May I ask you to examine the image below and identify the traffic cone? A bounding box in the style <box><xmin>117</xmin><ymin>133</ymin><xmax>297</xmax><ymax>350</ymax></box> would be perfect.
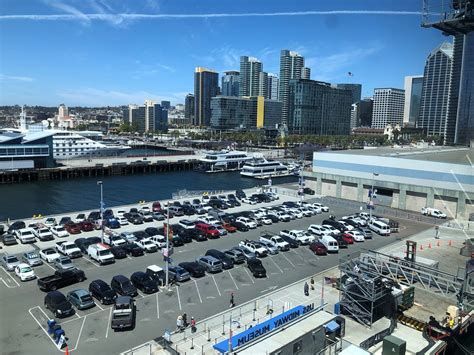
<box><xmin>428</xmin><ymin>243</ymin><xmax>432</xmax><ymax>249</ymax></box>
<box><xmin>65</xmin><ymin>346</ymin><xmax>69</xmax><ymax>355</ymax></box>
<box><xmin>420</xmin><ymin>245</ymin><xmax>423</xmax><ymax>251</ymax></box>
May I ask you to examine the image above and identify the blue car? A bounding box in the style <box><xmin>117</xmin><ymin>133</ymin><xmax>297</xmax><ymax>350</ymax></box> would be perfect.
<box><xmin>105</xmin><ymin>218</ymin><xmax>121</xmax><ymax>229</ymax></box>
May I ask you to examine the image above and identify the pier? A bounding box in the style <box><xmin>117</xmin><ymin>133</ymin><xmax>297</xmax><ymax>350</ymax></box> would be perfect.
<box><xmin>0</xmin><ymin>154</ymin><xmax>198</xmax><ymax>184</ymax></box>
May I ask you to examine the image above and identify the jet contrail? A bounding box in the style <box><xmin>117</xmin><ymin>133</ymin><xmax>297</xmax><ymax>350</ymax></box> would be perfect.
<box><xmin>0</xmin><ymin>10</ymin><xmax>423</xmax><ymax>22</ymax></box>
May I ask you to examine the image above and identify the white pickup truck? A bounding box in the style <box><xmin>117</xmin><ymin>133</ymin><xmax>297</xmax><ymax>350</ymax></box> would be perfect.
<box><xmin>259</xmin><ymin>234</ymin><xmax>290</xmax><ymax>251</ymax></box>
<box><xmin>238</xmin><ymin>240</ymin><xmax>268</xmax><ymax>257</ymax></box>
<box><xmin>421</xmin><ymin>207</ymin><xmax>447</xmax><ymax>219</ymax></box>
<box><xmin>103</xmin><ymin>232</ymin><xmax>126</xmax><ymax>247</ymax></box>
<box><xmin>280</xmin><ymin>230</ymin><xmax>314</xmax><ymax>245</ymax></box>
<box><xmin>15</xmin><ymin>228</ymin><xmax>37</xmax><ymax>244</ymax></box>
<box><xmin>56</xmin><ymin>241</ymin><xmax>82</xmax><ymax>258</ymax></box>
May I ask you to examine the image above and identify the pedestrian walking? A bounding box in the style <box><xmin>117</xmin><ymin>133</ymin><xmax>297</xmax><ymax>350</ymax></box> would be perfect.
<box><xmin>176</xmin><ymin>315</ymin><xmax>184</xmax><ymax>332</ymax></box>
<box><xmin>190</xmin><ymin>317</ymin><xmax>196</xmax><ymax>333</ymax></box>
<box><xmin>182</xmin><ymin>313</ymin><xmax>188</xmax><ymax>327</ymax></box>
<box><xmin>304</xmin><ymin>282</ymin><xmax>309</xmax><ymax>296</ymax></box>
<box><xmin>435</xmin><ymin>226</ymin><xmax>440</xmax><ymax>239</ymax></box>
<box><xmin>310</xmin><ymin>277</ymin><xmax>315</xmax><ymax>290</ymax></box>
<box><xmin>230</xmin><ymin>292</ymin><xmax>235</xmax><ymax>308</ymax></box>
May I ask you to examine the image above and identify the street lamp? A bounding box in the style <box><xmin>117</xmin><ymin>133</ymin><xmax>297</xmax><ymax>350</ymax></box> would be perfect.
<box><xmin>165</xmin><ymin>203</ymin><xmax>171</xmax><ymax>292</ymax></box>
<box><xmin>97</xmin><ymin>181</ymin><xmax>104</xmax><ymax>243</ymax></box>
<box><xmin>369</xmin><ymin>173</ymin><xmax>379</xmax><ymax>220</ymax></box>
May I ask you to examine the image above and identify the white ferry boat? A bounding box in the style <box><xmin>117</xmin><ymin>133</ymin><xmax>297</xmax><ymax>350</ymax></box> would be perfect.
<box><xmin>198</xmin><ymin>150</ymin><xmax>253</xmax><ymax>172</ymax></box>
<box><xmin>240</xmin><ymin>155</ymin><xmax>289</xmax><ymax>178</ymax></box>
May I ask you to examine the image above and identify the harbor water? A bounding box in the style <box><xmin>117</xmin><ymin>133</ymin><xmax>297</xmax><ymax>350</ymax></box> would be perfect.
<box><xmin>0</xmin><ymin>171</ymin><xmax>297</xmax><ymax>221</ymax></box>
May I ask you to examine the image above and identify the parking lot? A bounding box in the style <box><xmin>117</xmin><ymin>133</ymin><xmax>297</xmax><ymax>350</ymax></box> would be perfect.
<box><xmin>0</xmin><ymin>192</ymin><xmax>435</xmax><ymax>355</ymax></box>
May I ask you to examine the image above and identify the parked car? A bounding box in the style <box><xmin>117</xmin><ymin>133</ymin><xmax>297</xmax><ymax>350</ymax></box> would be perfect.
<box><xmin>65</xmin><ymin>223</ymin><xmax>82</xmax><ymax>234</ymax></box>
<box><xmin>146</xmin><ymin>264</ymin><xmax>174</xmax><ymax>287</ymax></box>
<box><xmin>1</xmin><ymin>255</ymin><xmax>20</xmax><ymax>271</ymax></box>
<box><xmin>22</xmin><ymin>251</ymin><xmax>43</xmax><ymax>267</ymax></box>
<box><xmin>205</xmin><ymin>249</ymin><xmax>234</xmax><ymax>269</ymax></box>
<box><xmin>38</xmin><ymin>268</ymin><xmax>86</xmax><ymax>292</ymax></box>
<box><xmin>51</xmin><ymin>225</ymin><xmax>69</xmax><ymax>238</ymax></box>
<box><xmin>40</xmin><ymin>248</ymin><xmax>61</xmax><ymax>263</ymax></box>
<box><xmin>75</xmin><ymin>214</ymin><xmax>86</xmax><ymax>223</ymax></box>
<box><xmin>247</xmin><ymin>259</ymin><xmax>266</xmax><ymax>278</ymax></box>
<box><xmin>80</xmin><ymin>221</ymin><xmax>95</xmax><ymax>232</ymax></box>
<box><xmin>1</xmin><ymin>233</ymin><xmax>17</xmax><ymax>245</ymax></box>
<box><xmin>333</xmin><ymin>234</ymin><xmax>349</xmax><ymax>248</ymax></box>
<box><xmin>195</xmin><ymin>223</ymin><xmax>220</xmax><ymax>239</ymax></box>
<box><xmin>110</xmin><ymin>246</ymin><xmax>127</xmax><ymax>259</ymax></box>
<box><xmin>44</xmin><ymin>290</ymin><xmax>75</xmax><ymax>318</ymax></box>
<box><xmin>89</xmin><ymin>279</ymin><xmax>117</xmax><ymax>305</ymax></box>
<box><xmin>104</xmin><ymin>218</ymin><xmax>121</xmax><ymax>229</ymax></box>
<box><xmin>230</xmin><ymin>221</ymin><xmax>249</xmax><ymax>232</ymax></box>
<box><xmin>67</xmin><ymin>289</ymin><xmax>96</xmax><ymax>310</ymax></box>
<box><xmin>123</xmin><ymin>243</ymin><xmax>144</xmax><ymax>257</ymax></box>
<box><xmin>15</xmin><ymin>263</ymin><xmax>36</xmax><ymax>281</ymax></box>
<box><xmin>231</xmin><ymin>246</ymin><xmax>256</xmax><ymax>261</ymax></box>
<box><xmin>196</xmin><ymin>255</ymin><xmax>223</xmax><ymax>273</ymax></box>
<box><xmin>309</xmin><ymin>241</ymin><xmax>328</xmax><ymax>255</ymax></box>
<box><xmin>110</xmin><ymin>275</ymin><xmax>138</xmax><ymax>297</ymax></box>
<box><xmin>130</xmin><ymin>272</ymin><xmax>158</xmax><ymax>294</ymax></box>
<box><xmin>54</xmin><ymin>256</ymin><xmax>76</xmax><ymax>270</ymax></box>
<box><xmin>135</xmin><ymin>238</ymin><xmax>158</xmax><ymax>253</ymax></box>
<box><xmin>167</xmin><ymin>265</ymin><xmax>191</xmax><ymax>282</ymax></box>
<box><xmin>223</xmin><ymin>249</ymin><xmax>246</xmax><ymax>264</ymax></box>
<box><xmin>125</xmin><ymin>213</ymin><xmax>144</xmax><ymax>225</ymax></box>
<box><xmin>185</xmin><ymin>228</ymin><xmax>207</xmax><ymax>242</ymax></box>
<box><xmin>87</xmin><ymin>211</ymin><xmax>101</xmax><ymax>222</ymax></box>
<box><xmin>279</xmin><ymin>235</ymin><xmax>300</xmax><ymax>248</ymax></box>
<box><xmin>43</xmin><ymin>218</ymin><xmax>57</xmax><ymax>228</ymax></box>
<box><xmin>178</xmin><ymin>261</ymin><xmax>206</xmax><ymax>278</ymax></box>
<box><xmin>111</xmin><ymin>296</ymin><xmax>136</xmax><ymax>330</ymax></box>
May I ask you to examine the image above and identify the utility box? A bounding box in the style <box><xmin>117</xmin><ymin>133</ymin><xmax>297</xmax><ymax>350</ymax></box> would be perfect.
<box><xmin>382</xmin><ymin>335</ymin><xmax>406</xmax><ymax>355</ymax></box>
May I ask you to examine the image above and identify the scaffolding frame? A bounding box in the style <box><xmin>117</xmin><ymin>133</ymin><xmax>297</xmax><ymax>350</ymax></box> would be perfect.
<box><xmin>422</xmin><ymin>0</ymin><xmax>474</xmax><ymax>35</ymax></box>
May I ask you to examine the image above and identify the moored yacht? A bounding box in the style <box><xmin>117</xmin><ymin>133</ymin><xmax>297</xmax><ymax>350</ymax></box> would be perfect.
<box><xmin>198</xmin><ymin>150</ymin><xmax>253</xmax><ymax>172</ymax></box>
<box><xmin>240</xmin><ymin>155</ymin><xmax>289</xmax><ymax>178</ymax></box>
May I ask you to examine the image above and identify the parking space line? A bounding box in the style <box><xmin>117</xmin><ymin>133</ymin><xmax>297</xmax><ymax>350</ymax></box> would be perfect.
<box><xmin>28</xmin><ymin>306</ymin><xmax>65</xmax><ymax>352</ymax></box>
<box><xmin>81</xmin><ymin>256</ymin><xmax>100</xmax><ymax>268</ymax></box>
<box><xmin>212</xmin><ymin>275</ymin><xmax>222</xmax><ymax>296</ymax></box>
<box><xmin>105</xmin><ymin>307</ymin><xmax>113</xmax><ymax>338</ymax></box>
<box><xmin>43</xmin><ymin>262</ymin><xmax>56</xmax><ymax>271</ymax></box>
<box><xmin>73</xmin><ymin>315</ymin><xmax>87</xmax><ymax>351</ymax></box>
<box><xmin>243</xmin><ymin>268</ymin><xmax>255</xmax><ymax>284</ymax></box>
<box><xmin>176</xmin><ymin>286</ymin><xmax>182</xmax><ymax>310</ymax></box>
<box><xmin>156</xmin><ymin>293</ymin><xmax>160</xmax><ymax>319</ymax></box>
<box><xmin>0</xmin><ymin>277</ymin><xmax>12</xmax><ymax>288</ymax></box>
<box><xmin>280</xmin><ymin>253</ymin><xmax>296</xmax><ymax>267</ymax></box>
<box><xmin>193</xmin><ymin>280</ymin><xmax>203</xmax><ymax>303</ymax></box>
<box><xmin>0</xmin><ymin>266</ymin><xmax>20</xmax><ymax>287</ymax></box>
<box><xmin>269</xmin><ymin>257</ymin><xmax>284</xmax><ymax>274</ymax></box>
<box><xmin>227</xmin><ymin>270</ymin><xmax>239</xmax><ymax>290</ymax></box>
<box><xmin>75</xmin><ymin>312</ymin><xmax>81</xmax><ymax>319</ymax></box>
<box><xmin>137</xmin><ymin>290</ymin><xmax>145</xmax><ymax>298</ymax></box>
<box><xmin>95</xmin><ymin>302</ymin><xmax>104</xmax><ymax>311</ymax></box>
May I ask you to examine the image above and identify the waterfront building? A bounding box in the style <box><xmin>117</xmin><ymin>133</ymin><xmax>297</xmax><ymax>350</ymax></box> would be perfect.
<box><xmin>184</xmin><ymin>93</ymin><xmax>195</xmax><ymax>124</ymax></box>
<box><xmin>267</xmin><ymin>73</ymin><xmax>280</xmax><ymax>101</ymax></box>
<box><xmin>336</xmin><ymin>84</ymin><xmax>362</xmax><ymax>104</ymax></box>
<box><xmin>288</xmin><ymin>79</ymin><xmax>352</xmax><ymax>135</ymax></box>
<box><xmin>210</xmin><ymin>96</ymin><xmax>282</xmax><ymax>130</ymax></box>
<box><xmin>221</xmin><ymin>71</ymin><xmax>240</xmax><ymax>97</ymax></box>
<box><xmin>154</xmin><ymin>104</ymin><xmax>168</xmax><ymax>132</ymax></box>
<box><xmin>403</xmin><ymin>75</ymin><xmax>424</xmax><ymax>127</ymax></box>
<box><xmin>280</xmin><ymin>50</ymin><xmax>306</xmax><ymax>124</ymax></box>
<box><xmin>239</xmin><ymin>56</ymin><xmax>263</xmax><ymax>97</ymax></box>
<box><xmin>371</xmin><ymin>88</ymin><xmax>405</xmax><ymax>129</ymax></box>
<box><xmin>301</xmin><ymin>67</ymin><xmax>311</xmax><ymax>80</ymax></box>
<box><xmin>418</xmin><ymin>42</ymin><xmax>453</xmax><ymax>137</ymax></box>
<box><xmin>194</xmin><ymin>67</ymin><xmax>219</xmax><ymax>126</ymax></box>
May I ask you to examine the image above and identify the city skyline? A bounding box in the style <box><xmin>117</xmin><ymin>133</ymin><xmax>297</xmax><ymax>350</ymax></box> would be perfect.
<box><xmin>1</xmin><ymin>0</ymin><xmax>446</xmax><ymax>106</ymax></box>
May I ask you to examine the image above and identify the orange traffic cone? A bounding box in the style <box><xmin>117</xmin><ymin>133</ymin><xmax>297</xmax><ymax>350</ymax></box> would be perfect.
<box><xmin>428</xmin><ymin>243</ymin><xmax>432</xmax><ymax>249</ymax></box>
<box><xmin>65</xmin><ymin>346</ymin><xmax>69</xmax><ymax>355</ymax></box>
<box><xmin>420</xmin><ymin>245</ymin><xmax>423</xmax><ymax>251</ymax></box>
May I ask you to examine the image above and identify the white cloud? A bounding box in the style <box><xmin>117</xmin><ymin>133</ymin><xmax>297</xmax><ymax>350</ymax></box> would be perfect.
<box><xmin>56</xmin><ymin>87</ymin><xmax>184</xmax><ymax>106</ymax></box>
<box><xmin>0</xmin><ymin>10</ymin><xmax>423</xmax><ymax>24</ymax></box>
<box><xmin>307</xmin><ymin>46</ymin><xmax>382</xmax><ymax>82</ymax></box>
<box><xmin>0</xmin><ymin>74</ymin><xmax>35</xmax><ymax>82</ymax></box>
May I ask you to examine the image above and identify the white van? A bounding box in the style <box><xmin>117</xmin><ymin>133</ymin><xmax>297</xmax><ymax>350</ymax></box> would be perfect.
<box><xmin>149</xmin><ymin>235</ymin><xmax>167</xmax><ymax>248</ymax></box>
<box><xmin>318</xmin><ymin>235</ymin><xmax>339</xmax><ymax>253</ymax></box>
<box><xmin>369</xmin><ymin>220</ymin><xmax>391</xmax><ymax>236</ymax></box>
<box><xmin>87</xmin><ymin>243</ymin><xmax>115</xmax><ymax>265</ymax></box>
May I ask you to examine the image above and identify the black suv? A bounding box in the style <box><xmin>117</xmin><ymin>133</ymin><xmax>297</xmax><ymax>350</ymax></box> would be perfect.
<box><xmin>111</xmin><ymin>275</ymin><xmax>138</xmax><ymax>297</ymax></box>
<box><xmin>130</xmin><ymin>272</ymin><xmax>158</xmax><ymax>294</ymax></box>
<box><xmin>44</xmin><ymin>290</ymin><xmax>75</xmax><ymax>318</ymax></box>
<box><xmin>89</xmin><ymin>279</ymin><xmax>117</xmax><ymax>305</ymax></box>
<box><xmin>87</xmin><ymin>211</ymin><xmax>101</xmax><ymax>222</ymax></box>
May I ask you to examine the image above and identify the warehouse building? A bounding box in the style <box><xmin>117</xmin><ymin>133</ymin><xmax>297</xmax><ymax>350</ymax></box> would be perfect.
<box><xmin>302</xmin><ymin>147</ymin><xmax>474</xmax><ymax>219</ymax></box>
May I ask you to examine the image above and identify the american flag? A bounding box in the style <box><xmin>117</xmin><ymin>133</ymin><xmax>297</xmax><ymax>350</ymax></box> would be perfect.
<box><xmin>348</xmin><ymin>72</ymin><xmax>354</xmax><ymax>77</ymax></box>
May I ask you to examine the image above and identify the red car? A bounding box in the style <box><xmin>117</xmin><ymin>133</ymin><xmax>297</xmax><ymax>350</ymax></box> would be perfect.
<box><xmin>309</xmin><ymin>241</ymin><xmax>327</xmax><ymax>255</ymax></box>
<box><xmin>341</xmin><ymin>233</ymin><xmax>354</xmax><ymax>244</ymax></box>
<box><xmin>65</xmin><ymin>222</ymin><xmax>82</xmax><ymax>234</ymax></box>
<box><xmin>222</xmin><ymin>223</ymin><xmax>237</xmax><ymax>233</ymax></box>
<box><xmin>195</xmin><ymin>223</ymin><xmax>220</xmax><ymax>239</ymax></box>
<box><xmin>80</xmin><ymin>221</ymin><xmax>94</xmax><ymax>232</ymax></box>
<box><xmin>152</xmin><ymin>201</ymin><xmax>162</xmax><ymax>212</ymax></box>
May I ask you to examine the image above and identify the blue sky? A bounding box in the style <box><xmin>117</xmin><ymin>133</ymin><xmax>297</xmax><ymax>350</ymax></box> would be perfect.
<box><xmin>0</xmin><ymin>0</ymin><xmax>448</xmax><ymax>106</ymax></box>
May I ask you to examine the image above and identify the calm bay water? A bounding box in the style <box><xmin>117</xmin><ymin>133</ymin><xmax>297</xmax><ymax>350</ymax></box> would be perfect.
<box><xmin>0</xmin><ymin>171</ymin><xmax>297</xmax><ymax>221</ymax></box>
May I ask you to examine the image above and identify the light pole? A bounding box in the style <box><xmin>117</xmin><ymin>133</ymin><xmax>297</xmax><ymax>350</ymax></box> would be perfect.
<box><xmin>369</xmin><ymin>173</ymin><xmax>379</xmax><ymax>220</ymax></box>
<box><xmin>97</xmin><ymin>181</ymin><xmax>104</xmax><ymax>243</ymax></box>
<box><xmin>165</xmin><ymin>205</ymin><xmax>171</xmax><ymax>291</ymax></box>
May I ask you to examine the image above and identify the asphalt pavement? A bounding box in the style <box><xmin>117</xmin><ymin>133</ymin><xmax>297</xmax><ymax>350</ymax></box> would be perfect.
<box><xmin>0</xmin><ymin>191</ymin><xmax>433</xmax><ymax>355</ymax></box>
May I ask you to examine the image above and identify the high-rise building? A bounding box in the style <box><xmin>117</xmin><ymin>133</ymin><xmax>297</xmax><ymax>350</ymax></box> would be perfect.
<box><xmin>371</xmin><ymin>88</ymin><xmax>405</xmax><ymax>129</ymax></box>
<box><xmin>184</xmin><ymin>93</ymin><xmax>195</xmax><ymax>124</ymax></box>
<box><xmin>267</xmin><ymin>73</ymin><xmax>279</xmax><ymax>101</ymax></box>
<box><xmin>350</xmin><ymin>104</ymin><xmax>358</xmax><ymax>129</ymax></box>
<box><xmin>449</xmin><ymin>32</ymin><xmax>474</xmax><ymax>146</ymax></box>
<box><xmin>403</xmin><ymin>76</ymin><xmax>424</xmax><ymax>126</ymax></box>
<box><xmin>58</xmin><ymin>104</ymin><xmax>68</xmax><ymax>119</ymax></box>
<box><xmin>210</xmin><ymin>96</ymin><xmax>282</xmax><ymax>130</ymax></box>
<box><xmin>239</xmin><ymin>56</ymin><xmax>263</xmax><ymax>97</ymax></box>
<box><xmin>154</xmin><ymin>104</ymin><xmax>168</xmax><ymax>132</ymax></box>
<box><xmin>301</xmin><ymin>67</ymin><xmax>311</xmax><ymax>80</ymax></box>
<box><xmin>194</xmin><ymin>67</ymin><xmax>219</xmax><ymax>126</ymax></box>
<box><xmin>144</xmin><ymin>100</ymin><xmax>156</xmax><ymax>132</ymax></box>
<box><xmin>280</xmin><ymin>50</ymin><xmax>305</xmax><ymax>124</ymax></box>
<box><xmin>418</xmin><ymin>42</ymin><xmax>453</xmax><ymax>137</ymax></box>
<box><xmin>336</xmin><ymin>84</ymin><xmax>362</xmax><ymax>104</ymax></box>
<box><xmin>258</xmin><ymin>72</ymin><xmax>268</xmax><ymax>98</ymax></box>
<box><xmin>288</xmin><ymin>79</ymin><xmax>352</xmax><ymax>135</ymax></box>
<box><xmin>356</xmin><ymin>98</ymin><xmax>374</xmax><ymax>127</ymax></box>
<box><xmin>221</xmin><ymin>71</ymin><xmax>240</xmax><ymax>97</ymax></box>
<box><xmin>160</xmin><ymin>101</ymin><xmax>171</xmax><ymax>110</ymax></box>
